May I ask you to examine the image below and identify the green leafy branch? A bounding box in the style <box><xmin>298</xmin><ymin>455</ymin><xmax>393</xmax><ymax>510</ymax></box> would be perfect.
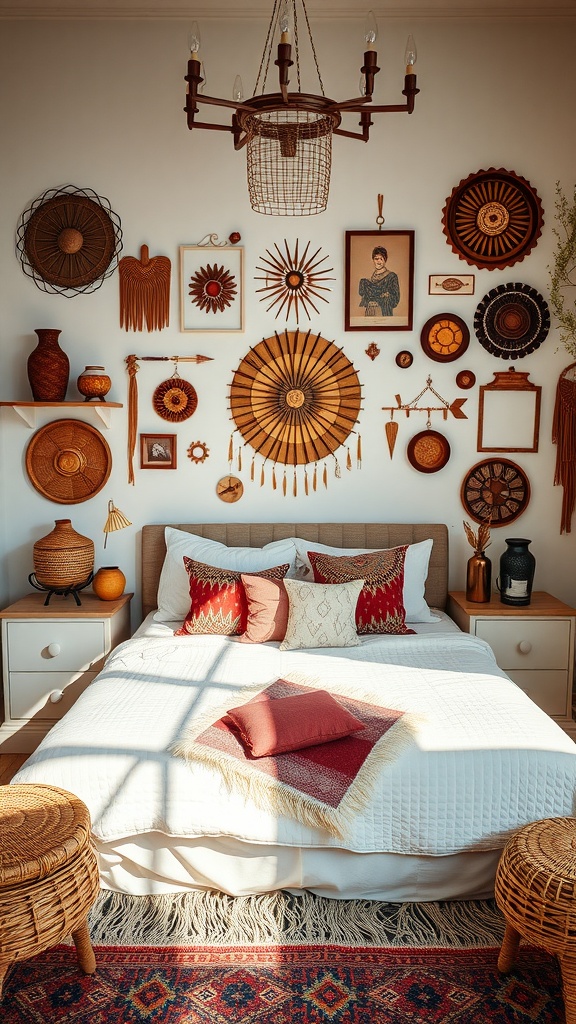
<box><xmin>549</xmin><ymin>181</ymin><xmax>576</xmax><ymax>358</ymax></box>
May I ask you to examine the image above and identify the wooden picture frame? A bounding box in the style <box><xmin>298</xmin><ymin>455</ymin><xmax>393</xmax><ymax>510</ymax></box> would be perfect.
<box><xmin>477</xmin><ymin>369</ymin><xmax>541</xmax><ymax>453</ymax></box>
<box><xmin>179</xmin><ymin>245</ymin><xmax>244</xmax><ymax>332</ymax></box>
<box><xmin>140</xmin><ymin>433</ymin><xmax>177</xmax><ymax>469</ymax></box>
<box><xmin>345</xmin><ymin>230</ymin><xmax>414</xmax><ymax>331</ymax></box>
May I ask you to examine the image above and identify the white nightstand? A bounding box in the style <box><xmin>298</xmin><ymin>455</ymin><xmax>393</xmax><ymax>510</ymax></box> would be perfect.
<box><xmin>447</xmin><ymin>591</ymin><xmax>576</xmax><ymax>737</ymax></box>
<box><xmin>0</xmin><ymin>592</ymin><xmax>132</xmax><ymax>752</ymax></box>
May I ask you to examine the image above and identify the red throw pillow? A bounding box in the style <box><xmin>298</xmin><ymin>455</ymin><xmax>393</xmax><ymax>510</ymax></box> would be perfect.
<box><xmin>175</xmin><ymin>559</ymin><xmax>290</xmax><ymax>636</ymax></box>
<box><xmin>239</xmin><ymin>573</ymin><xmax>289</xmax><ymax>643</ymax></box>
<box><xmin>308</xmin><ymin>548</ymin><xmax>415</xmax><ymax>635</ymax></box>
<box><xmin>226</xmin><ymin>688</ymin><xmax>365</xmax><ymax>757</ymax></box>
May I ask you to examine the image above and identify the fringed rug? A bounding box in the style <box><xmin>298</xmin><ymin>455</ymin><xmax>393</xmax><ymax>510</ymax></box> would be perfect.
<box><xmin>87</xmin><ymin>889</ymin><xmax>507</xmax><ymax>948</ymax></box>
<box><xmin>1</xmin><ymin>943</ymin><xmax>563</xmax><ymax>1023</ymax></box>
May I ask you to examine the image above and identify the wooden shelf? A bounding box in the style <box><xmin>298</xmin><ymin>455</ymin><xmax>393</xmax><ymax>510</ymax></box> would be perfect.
<box><xmin>0</xmin><ymin>401</ymin><xmax>123</xmax><ymax>429</ymax></box>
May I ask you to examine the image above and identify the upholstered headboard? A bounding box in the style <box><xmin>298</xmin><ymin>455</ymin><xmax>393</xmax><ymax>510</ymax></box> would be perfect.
<box><xmin>141</xmin><ymin>523</ymin><xmax>449</xmax><ymax>620</ymax></box>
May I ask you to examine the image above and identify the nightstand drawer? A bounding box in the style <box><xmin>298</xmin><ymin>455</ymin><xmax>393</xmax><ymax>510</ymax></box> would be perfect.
<box><xmin>9</xmin><ymin>671</ymin><xmax>98</xmax><ymax>719</ymax></box>
<box><xmin>475</xmin><ymin>619</ymin><xmax>570</xmax><ymax>671</ymax></box>
<box><xmin>508</xmin><ymin>670</ymin><xmax>570</xmax><ymax>717</ymax></box>
<box><xmin>6</xmin><ymin>620</ymin><xmax>106</xmax><ymax>672</ymax></box>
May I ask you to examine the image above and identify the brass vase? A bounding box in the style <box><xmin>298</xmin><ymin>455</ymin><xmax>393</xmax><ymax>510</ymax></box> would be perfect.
<box><xmin>466</xmin><ymin>550</ymin><xmax>492</xmax><ymax>603</ymax></box>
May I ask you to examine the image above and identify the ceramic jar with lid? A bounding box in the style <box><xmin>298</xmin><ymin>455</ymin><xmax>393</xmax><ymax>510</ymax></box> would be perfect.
<box><xmin>77</xmin><ymin>366</ymin><xmax>111</xmax><ymax>402</ymax></box>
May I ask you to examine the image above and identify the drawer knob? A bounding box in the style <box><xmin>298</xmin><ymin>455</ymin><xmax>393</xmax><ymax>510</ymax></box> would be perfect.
<box><xmin>518</xmin><ymin>640</ymin><xmax>532</xmax><ymax>655</ymax></box>
<box><xmin>47</xmin><ymin>642</ymin><xmax>61</xmax><ymax>658</ymax></box>
<box><xmin>49</xmin><ymin>689</ymin><xmax>64</xmax><ymax>703</ymax></box>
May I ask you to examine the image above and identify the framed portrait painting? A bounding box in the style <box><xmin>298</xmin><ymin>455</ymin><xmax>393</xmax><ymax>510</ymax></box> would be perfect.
<box><xmin>345</xmin><ymin>230</ymin><xmax>414</xmax><ymax>331</ymax></box>
<box><xmin>180</xmin><ymin>245</ymin><xmax>244</xmax><ymax>332</ymax></box>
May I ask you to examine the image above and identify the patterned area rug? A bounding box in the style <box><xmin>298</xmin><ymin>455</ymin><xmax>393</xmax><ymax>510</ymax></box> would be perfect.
<box><xmin>2</xmin><ymin>943</ymin><xmax>563</xmax><ymax>1022</ymax></box>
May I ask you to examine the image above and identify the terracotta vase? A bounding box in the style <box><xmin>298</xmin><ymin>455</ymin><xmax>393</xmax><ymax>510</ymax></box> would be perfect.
<box><xmin>92</xmin><ymin>566</ymin><xmax>126</xmax><ymax>601</ymax></box>
<box><xmin>77</xmin><ymin>365</ymin><xmax>112</xmax><ymax>402</ymax></box>
<box><xmin>27</xmin><ymin>329</ymin><xmax>70</xmax><ymax>401</ymax></box>
<box><xmin>33</xmin><ymin>519</ymin><xmax>94</xmax><ymax>590</ymax></box>
<box><xmin>466</xmin><ymin>550</ymin><xmax>492</xmax><ymax>603</ymax></box>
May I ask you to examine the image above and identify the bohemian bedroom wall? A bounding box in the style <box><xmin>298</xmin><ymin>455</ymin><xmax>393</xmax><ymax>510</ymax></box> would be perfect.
<box><xmin>0</xmin><ymin>4</ymin><xmax>575</xmax><ymax>630</ymax></box>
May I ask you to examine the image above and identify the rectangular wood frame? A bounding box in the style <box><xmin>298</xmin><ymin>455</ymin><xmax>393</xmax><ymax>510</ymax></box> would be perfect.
<box><xmin>477</xmin><ymin>370</ymin><xmax>541</xmax><ymax>453</ymax></box>
<box><xmin>345</xmin><ymin>230</ymin><xmax>414</xmax><ymax>331</ymax></box>
<box><xmin>140</xmin><ymin>433</ymin><xmax>177</xmax><ymax>469</ymax></box>
<box><xmin>179</xmin><ymin>245</ymin><xmax>244</xmax><ymax>332</ymax></box>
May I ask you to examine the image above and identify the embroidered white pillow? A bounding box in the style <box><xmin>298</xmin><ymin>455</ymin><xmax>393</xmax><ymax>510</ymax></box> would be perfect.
<box><xmin>155</xmin><ymin>527</ymin><xmax>297</xmax><ymax>622</ymax></box>
<box><xmin>291</xmin><ymin>537</ymin><xmax>438</xmax><ymax>623</ymax></box>
<box><xmin>279</xmin><ymin>578</ymin><xmax>363</xmax><ymax>651</ymax></box>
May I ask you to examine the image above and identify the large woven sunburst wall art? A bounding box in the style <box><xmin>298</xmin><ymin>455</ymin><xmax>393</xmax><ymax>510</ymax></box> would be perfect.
<box><xmin>16</xmin><ymin>184</ymin><xmax>123</xmax><ymax>296</ymax></box>
<box><xmin>229</xmin><ymin>330</ymin><xmax>362</xmax><ymax>496</ymax></box>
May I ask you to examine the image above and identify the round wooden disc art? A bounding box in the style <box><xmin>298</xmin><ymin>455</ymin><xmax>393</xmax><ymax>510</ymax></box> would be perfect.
<box><xmin>461</xmin><ymin>458</ymin><xmax>530</xmax><ymax>526</ymax></box>
<box><xmin>442</xmin><ymin>168</ymin><xmax>544</xmax><ymax>271</ymax></box>
<box><xmin>153</xmin><ymin>376</ymin><xmax>198</xmax><ymax>422</ymax></box>
<box><xmin>229</xmin><ymin>330</ymin><xmax>362</xmax><ymax>466</ymax></box>
<box><xmin>25</xmin><ymin>419</ymin><xmax>112</xmax><ymax>504</ymax></box>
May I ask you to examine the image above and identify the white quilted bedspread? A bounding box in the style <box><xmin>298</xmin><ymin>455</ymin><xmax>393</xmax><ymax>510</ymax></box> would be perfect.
<box><xmin>13</xmin><ymin>626</ymin><xmax>576</xmax><ymax>856</ymax></box>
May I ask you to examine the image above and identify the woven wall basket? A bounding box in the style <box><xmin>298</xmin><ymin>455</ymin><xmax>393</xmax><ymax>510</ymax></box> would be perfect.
<box><xmin>25</xmin><ymin>419</ymin><xmax>112</xmax><ymax>504</ymax></box>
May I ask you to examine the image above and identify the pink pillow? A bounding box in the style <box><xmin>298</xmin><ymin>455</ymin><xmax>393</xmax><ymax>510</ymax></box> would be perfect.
<box><xmin>226</xmin><ymin>689</ymin><xmax>365</xmax><ymax>757</ymax></box>
<box><xmin>239</xmin><ymin>573</ymin><xmax>289</xmax><ymax>643</ymax></box>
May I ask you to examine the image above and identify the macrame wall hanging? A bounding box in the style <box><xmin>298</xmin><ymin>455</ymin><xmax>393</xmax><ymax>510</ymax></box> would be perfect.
<box><xmin>228</xmin><ymin>329</ymin><xmax>362</xmax><ymax>496</ymax></box>
<box><xmin>125</xmin><ymin>353</ymin><xmax>212</xmax><ymax>484</ymax></box>
<box><xmin>119</xmin><ymin>244</ymin><xmax>171</xmax><ymax>331</ymax></box>
<box><xmin>552</xmin><ymin>362</ymin><xmax>576</xmax><ymax>533</ymax></box>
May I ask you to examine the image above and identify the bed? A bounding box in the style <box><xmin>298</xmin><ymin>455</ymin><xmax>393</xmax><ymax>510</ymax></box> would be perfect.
<box><xmin>11</xmin><ymin>522</ymin><xmax>576</xmax><ymax>903</ymax></box>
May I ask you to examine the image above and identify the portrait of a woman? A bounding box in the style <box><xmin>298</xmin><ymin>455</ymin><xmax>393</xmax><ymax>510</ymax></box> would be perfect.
<box><xmin>359</xmin><ymin>246</ymin><xmax>400</xmax><ymax>317</ymax></box>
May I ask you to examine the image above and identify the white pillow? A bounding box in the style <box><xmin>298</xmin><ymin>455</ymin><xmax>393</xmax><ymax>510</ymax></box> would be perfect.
<box><xmin>155</xmin><ymin>528</ymin><xmax>297</xmax><ymax>622</ymax></box>
<box><xmin>292</xmin><ymin>537</ymin><xmax>439</xmax><ymax>623</ymax></box>
<box><xmin>280</xmin><ymin>578</ymin><xmax>363</xmax><ymax>651</ymax></box>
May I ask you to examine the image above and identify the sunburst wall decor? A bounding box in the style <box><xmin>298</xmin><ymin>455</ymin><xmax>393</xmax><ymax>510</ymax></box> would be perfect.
<box><xmin>229</xmin><ymin>329</ymin><xmax>362</xmax><ymax>495</ymax></box>
<box><xmin>254</xmin><ymin>240</ymin><xmax>334</xmax><ymax>320</ymax></box>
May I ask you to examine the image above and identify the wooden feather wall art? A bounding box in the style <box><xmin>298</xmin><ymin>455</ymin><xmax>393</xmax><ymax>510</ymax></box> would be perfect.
<box><xmin>229</xmin><ymin>329</ymin><xmax>362</xmax><ymax>496</ymax></box>
<box><xmin>119</xmin><ymin>244</ymin><xmax>171</xmax><ymax>331</ymax></box>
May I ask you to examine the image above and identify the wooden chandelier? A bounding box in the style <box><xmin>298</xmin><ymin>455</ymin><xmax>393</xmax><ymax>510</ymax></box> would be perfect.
<box><xmin>184</xmin><ymin>1</ymin><xmax>419</xmax><ymax>216</ymax></box>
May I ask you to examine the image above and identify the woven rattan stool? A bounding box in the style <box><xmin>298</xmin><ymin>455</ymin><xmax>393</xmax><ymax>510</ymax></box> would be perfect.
<box><xmin>495</xmin><ymin>816</ymin><xmax>576</xmax><ymax>1023</ymax></box>
<box><xmin>0</xmin><ymin>783</ymin><xmax>100</xmax><ymax>999</ymax></box>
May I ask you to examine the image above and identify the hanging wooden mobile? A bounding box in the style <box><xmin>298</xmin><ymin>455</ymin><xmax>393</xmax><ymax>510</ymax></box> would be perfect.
<box><xmin>125</xmin><ymin>353</ymin><xmax>212</xmax><ymax>484</ymax></box>
<box><xmin>254</xmin><ymin>240</ymin><xmax>334</xmax><ymax>320</ymax></box>
<box><xmin>119</xmin><ymin>244</ymin><xmax>171</xmax><ymax>331</ymax></box>
<box><xmin>382</xmin><ymin>376</ymin><xmax>467</xmax><ymax>462</ymax></box>
<box><xmin>229</xmin><ymin>329</ymin><xmax>362</xmax><ymax>495</ymax></box>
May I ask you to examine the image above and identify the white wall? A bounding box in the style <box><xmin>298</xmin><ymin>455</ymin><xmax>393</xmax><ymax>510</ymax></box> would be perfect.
<box><xmin>0</xmin><ymin>13</ymin><xmax>575</xmax><ymax>625</ymax></box>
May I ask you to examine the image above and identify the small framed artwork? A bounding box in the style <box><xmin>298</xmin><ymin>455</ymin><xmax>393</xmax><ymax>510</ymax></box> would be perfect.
<box><xmin>140</xmin><ymin>433</ymin><xmax>177</xmax><ymax>469</ymax></box>
<box><xmin>429</xmin><ymin>274</ymin><xmax>475</xmax><ymax>296</ymax></box>
<box><xmin>180</xmin><ymin>245</ymin><xmax>244</xmax><ymax>332</ymax></box>
<box><xmin>345</xmin><ymin>230</ymin><xmax>414</xmax><ymax>331</ymax></box>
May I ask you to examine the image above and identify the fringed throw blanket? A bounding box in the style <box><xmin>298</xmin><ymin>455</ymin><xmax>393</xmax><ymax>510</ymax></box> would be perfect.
<box><xmin>172</xmin><ymin>677</ymin><xmax>417</xmax><ymax>838</ymax></box>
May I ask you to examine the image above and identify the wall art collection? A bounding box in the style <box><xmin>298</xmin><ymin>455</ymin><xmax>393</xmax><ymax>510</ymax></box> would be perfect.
<box><xmin>10</xmin><ymin>166</ymin><xmax>576</xmax><ymax>534</ymax></box>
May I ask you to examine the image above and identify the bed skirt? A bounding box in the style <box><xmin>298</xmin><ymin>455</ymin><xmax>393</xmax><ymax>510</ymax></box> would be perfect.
<box><xmin>97</xmin><ymin>833</ymin><xmax>501</xmax><ymax>902</ymax></box>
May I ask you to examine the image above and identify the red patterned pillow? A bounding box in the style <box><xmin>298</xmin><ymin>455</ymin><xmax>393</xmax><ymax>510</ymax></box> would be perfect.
<box><xmin>308</xmin><ymin>547</ymin><xmax>415</xmax><ymax>636</ymax></box>
<box><xmin>175</xmin><ymin>558</ymin><xmax>290</xmax><ymax>636</ymax></box>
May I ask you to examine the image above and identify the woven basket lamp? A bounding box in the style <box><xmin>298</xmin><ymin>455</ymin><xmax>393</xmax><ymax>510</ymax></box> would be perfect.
<box><xmin>0</xmin><ymin>784</ymin><xmax>100</xmax><ymax>1000</ymax></box>
<box><xmin>495</xmin><ymin>816</ymin><xmax>576</xmax><ymax>1023</ymax></box>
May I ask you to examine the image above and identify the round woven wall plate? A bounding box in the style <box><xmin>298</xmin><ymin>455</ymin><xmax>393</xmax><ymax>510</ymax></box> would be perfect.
<box><xmin>442</xmin><ymin>168</ymin><xmax>544</xmax><ymax>271</ymax></box>
<box><xmin>420</xmin><ymin>313</ymin><xmax>470</xmax><ymax>362</ymax></box>
<box><xmin>153</xmin><ymin>377</ymin><xmax>198</xmax><ymax>422</ymax></box>
<box><xmin>25</xmin><ymin>419</ymin><xmax>112</xmax><ymax>504</ymax></box>
<box><xmin>407</xmin><ymin>430</ymin><xmax>451</xmax><ymax>473</ymax></box>
<box><xmin>456</xmin><ymin>369</ymin><xmax>476</xmax><ymax>389</ymax></box>
<box><xmin>461</xmin><ymin>458</ymin><xmax>530</xmax><ymax>526</ymax></box>
<box><xmin>16</xmin><ymin>185</ymin><xmax>123</xmax><ymax>295</ymax></box>
<box><xmin>474</xmin><ymin>282</ymin><xmax>550</xmax><ymax>359</ymax></box>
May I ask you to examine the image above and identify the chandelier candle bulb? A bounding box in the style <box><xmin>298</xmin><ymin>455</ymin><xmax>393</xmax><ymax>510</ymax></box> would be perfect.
<box><xmin>405</xmin><ymin>35</ymin><xmax>417</xmax><ymax>74</ymax></box>
<box><xmin>364</xmin><ymin>10</ymin><xmax>378</xmax><ymax>48</ymax></box>
<box><xmin>188</xmin><ymin>22</ymin><xmax>201</xmax><ymax>59</ymax></box>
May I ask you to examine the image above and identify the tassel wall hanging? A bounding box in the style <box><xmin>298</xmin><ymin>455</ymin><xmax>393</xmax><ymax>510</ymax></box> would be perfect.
<box><xmin>228</xmin><ymin>328</ymin><xmax>362</xmax><ymax>495</ymax></box>
<box><xmin>552</xmin><ymin>362</ymin><xmax>576</xmax><ymax>533</ymax></box>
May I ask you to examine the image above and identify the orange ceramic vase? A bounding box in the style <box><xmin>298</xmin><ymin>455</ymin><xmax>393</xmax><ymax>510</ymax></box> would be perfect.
<box><xmin>92</xmin><ymin>566</ymin><xmax>126</xmax><ymax>601</ymax></box>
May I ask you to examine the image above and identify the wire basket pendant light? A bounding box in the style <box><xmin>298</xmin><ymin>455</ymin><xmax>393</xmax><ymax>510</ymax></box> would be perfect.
<box><xmin>184</xmin><ymin>2</ymin><xmax>419</xmax><ymax>217</ymax></box>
